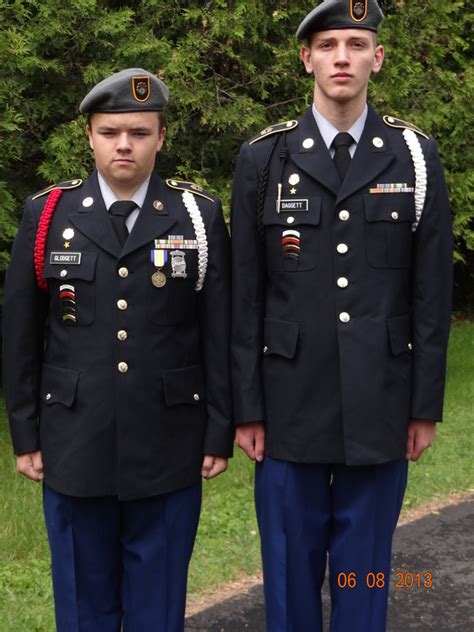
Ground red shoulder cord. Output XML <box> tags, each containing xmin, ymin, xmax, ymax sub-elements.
<box><xmin>34</xmin><ymin>188</ymin><xmax>64</xmax><ymax>292</ymax></box>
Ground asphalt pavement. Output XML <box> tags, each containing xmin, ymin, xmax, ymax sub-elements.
<box><xmin>185</xmin><ymin>497</ymin><xmax>474</xmax><ymax>631</ymax></box>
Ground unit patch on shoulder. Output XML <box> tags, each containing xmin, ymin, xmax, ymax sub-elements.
<box><xmin>166</xmin><ymin>179</ymin><xmax>215</xmax><ymax>203</ymax></box>
<box><xmin>249</xmin><ymin>120</ymin><xmax>299</xmax><ymax>146</ymax></box>
<box><xmin>383</xmin><ymin>116</ymin><xmax>429</xmax><ymax>140</ymax></box>
<box><xmin>32</xmin><ymin>179</ymin><xmax>83</xmax><ymax>201</ymax></box>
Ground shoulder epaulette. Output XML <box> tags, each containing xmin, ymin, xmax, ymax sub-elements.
<box><xmin>32</xmin><ymin>179</ymin><xmax>83</xmax><ymax>201</ymax></box>
<box><xmin>383</xmin><ymin>116</ymin><xmax>429</xmax><ymax>140</ymax></box>
<box><xmin>249</xmin><ymin>120</ymin><xmax>299</xmax><ymax>146</ymax></box>
<box><xmin>166</xmin><ymin>179</ymin><xmax>215</xmax><ymax>203</ymax></box>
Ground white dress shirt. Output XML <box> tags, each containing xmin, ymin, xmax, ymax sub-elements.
<box><xmin>97</xmin><ymin>172</ymin><xmax>150</xmax><ymax>233</ymax></box>
<box><xmin>312</xmin><ymin>104</ymin><xmax>368</xmax><ymax>158</ymax></box>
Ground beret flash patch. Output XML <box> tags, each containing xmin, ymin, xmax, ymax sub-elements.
<box><xmin>351</xmin><ymin>1</ymin><xmax>368</xmax><ymax>22</ymax></box>
<box><xmin>132</xmin><ymin>76</ymin><xmax>151</xmax><ymax>103</ymax></box>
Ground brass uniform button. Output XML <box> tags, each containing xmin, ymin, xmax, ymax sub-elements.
<box><xmin>337</xmin><ymin>243</ymin><xmax>349</xmax><ymax>255</ymax></box>
<box><xmin>117</xmin><ymin>330</ymin><xmax>128</xmax><ymax>342</ymax></box>
<box><xmin>60</xmin><ymin>269</ymin><xmax>68</xmax><ymax>278</ymax></box>
<box><xmin>193</xmin><ymin>393</ymin><xmax>200</xmax><ymax>402</ymax></box>
<box><xmin>339</xmin><ymin>312</ymin><xmax>351</xmax><ymax>324</ymax></box>
<box><xmin>391</xmin><ymin>211</ymin><xmax>399</xmax><ymax>221</ymax></box>
<box><xmin>118</xmin><ymin>362</ymin><xmax>129</xmax><ymax>373</ymax></box>
<box><xmin>337</xmin><ymin>277</ymin><xmax>349</xmax><ymax>289</ymax></box>
<box><xmin>339</xmin><ymin>210</ymin><xmax>350</xmax><ymax>221</ymax></box>
<box><xmin>117</xmin><ymin>299</ymin><xmax>128</xmax><ymax>311</ymax></box>
<box><xmin>118</xmin><ymin>267</ymin><xmax>129</xmax><ymax>278</ymax></box>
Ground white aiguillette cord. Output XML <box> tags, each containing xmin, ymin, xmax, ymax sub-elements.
<box><xmin>182</xmin><ymin>191</ymin><xmax>209</xmax><ymax>291</ymax></box>
<box><xmin>403</xmin><ymin>129</ymin><xmax>427</xmax><ymax>232</ymax></box>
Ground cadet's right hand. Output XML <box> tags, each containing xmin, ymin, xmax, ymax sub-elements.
<box><xmin>16</xmin><ymin>451</ymin><xmax>44</xmax><ymax>482</ymax></box>
<box><xmin>235</xmin><ymin>422</ymin><xmax>265</xmax><ymax>462</ymax></box>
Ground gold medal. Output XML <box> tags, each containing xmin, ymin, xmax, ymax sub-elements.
<box><xmin>151</xmin><ymin>270</ymin><xmax>167</xmax><ymax>288</ymax></box>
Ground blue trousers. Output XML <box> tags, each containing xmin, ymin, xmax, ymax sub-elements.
<box><xmin>43</xmin><ymin>483</ymin><xmax>201</xmax><ymax>632</ymax></box>
<box><xmin>255</xmin><ymin>458</ymin><xmax>408</xmax><ymax>632</ymax></box>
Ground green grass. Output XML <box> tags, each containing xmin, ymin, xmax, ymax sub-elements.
<box><xmin>0</xmin><ymin>320</ymin><xmax>473</xmax><ymax>629</ymax></box>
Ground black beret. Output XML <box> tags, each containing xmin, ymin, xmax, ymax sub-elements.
<box><xmin>296</xmin><ymin>0</ymin><xmax>384</xmax><ymax>39</ymax></box>
<box><xmin>80</xmin><ymin>68</ymin><xmax>169</xmax><ymax>114</ymax></box>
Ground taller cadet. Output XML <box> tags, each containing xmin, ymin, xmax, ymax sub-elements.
<box><xmin>231</xmin><ymin>1</ymin><xmax>453</xmax><ymax>630</ymax></box>
<box><xmin>3</xmin><ymin>68</ymin><xmax>233</xmax><ymax>632</ymax></box>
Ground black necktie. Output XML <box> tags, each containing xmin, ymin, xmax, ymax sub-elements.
<box><xmin>332</xmin><ymin>132</ymin><xmax>354</xmax><ymax>182</ymax></box>
<box><xmin>109</xmin><ymin>200</ymin><xmax>136</xmax><ymax>246</ymax></box>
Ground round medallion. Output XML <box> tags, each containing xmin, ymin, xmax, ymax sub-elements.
<box><xmin>82</xmin><ymin>197</ymin><xmax>94</xmax><ymax>208</ymax></box>
<box><xmin>151</xmin><ymin>271</ymin><xmax>167</xmax><ymax>288</ymax></box>
<box><xmin>62</xmin><ymin>228</ymin><xmax>75</xmax><ymax>240</ymax></box>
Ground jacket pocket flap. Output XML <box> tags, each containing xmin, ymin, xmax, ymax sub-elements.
<box><xmin>41</xmin><ymin>364</ymin><xmax>80</xmax><ymax>407</ymax></box>
<box><xmin>263</xmin><ymin>197</ymin><xmax>321</xmax><ymax>227</ymax></box>
<box><xmin>43</xmin><ymin>251</ymin><xmax>98</xmax><ymax>281</ymax></box>
<box><xmin>387</xmin><ymin>315</ymin><xmax>412</xmax><ymax>356</ymax></box>
<box><xmin>263</xmin><ymin>318</ymin><xmax>300</xmax><ymax>359</ymax></box>
<box><xmin>364</xmin><ymin>194</ymin><xmax>416</xmax><ymax>223</ymax></box>
<box><xmin>162</xmin><ymin>364</ymin><xmax>205</xmax><ymax>407</ymax></box>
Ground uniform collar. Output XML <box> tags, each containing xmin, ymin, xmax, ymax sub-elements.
<box><xmin>97</xmin><ymin>172</ymin><xmax>150</xmax><ymax>210</ymax></box>
<box><xmin>312</xmin><ymin>104</ymin><xmax>368</xmax><ymax>154</ymax></box>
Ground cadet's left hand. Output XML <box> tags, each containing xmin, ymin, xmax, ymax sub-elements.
<box><xmin>201</xmin><ymin>455</ymin><xmax>228</xmax><ymax>479</ymax></box>
<box><xmin>405</xmin><ymin>420</ymin><xmax>437</xmax><ymax>462</ymax></box>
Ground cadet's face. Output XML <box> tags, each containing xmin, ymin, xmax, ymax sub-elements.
<box><xmin>301</xmin><ymin>29</ymin><xmax>384</xmax><ymax>107</ymax></box>
<box><xmin>87</xmin><ymin>112</ymin><xmax>166</xmax><ymax>192</ymax></box>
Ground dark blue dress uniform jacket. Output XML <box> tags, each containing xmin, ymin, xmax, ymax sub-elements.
<box><xmin>231</xmin><ymin>106</ymin><xmax>453</xmax><ymax>465</ymax></box>
<box><xmin>3</xmin><ymin>171</ymin><xmax>233</xmax><ymax>500</ymax></box>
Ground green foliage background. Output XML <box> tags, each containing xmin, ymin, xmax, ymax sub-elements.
<box><xmin>0</xmin><ymin>0</ymin><xmax>473</xmax><ymax>304</ymax></box>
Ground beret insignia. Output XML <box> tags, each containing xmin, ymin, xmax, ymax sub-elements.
<box><xmin>166</xmin><ymin>179</ymin><xmax>215</xmax><ymax>203</ymax></box>
<box><xmin>132</xmin><ymin>76</ymin><xmax>151</xmax><ymax>103</ymax></box>
<box><xmin>249</xmin><ymin>120</ymin><xmax>299</xmax><ymax>145</ymax></box>
<box><xmin>351</xmin><ymin>1</ymin><xmax>368</xmax><ymax>22</ymax></box>
<box><xmin>383</xmin><ymin>115</ymin><xmax>429</xmax><ymax>140</ymax></box>
<box><xmin>32</xmin><ymin>179</ymin><xmax>83</xmax><ymax>201</ymax></box>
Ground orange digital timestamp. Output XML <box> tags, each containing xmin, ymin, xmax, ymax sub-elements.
<box><xmin>336</xmin><ymin>572</ymin><xmax>433</xmax><ymax>590</ymax></box>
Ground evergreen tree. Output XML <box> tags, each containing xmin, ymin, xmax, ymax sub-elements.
<box><xmin>0</xmin><ymin>0</ymin><xmax>472</xmax><ymax>305</ymax></box>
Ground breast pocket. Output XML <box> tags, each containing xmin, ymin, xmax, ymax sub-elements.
<box><xmin>43</xmin><ymin>252</ymin><xmax>97</xmax><ymax>326</ymax></box>
<box><xmin>364</xmin><ymin>194</ymin><xmax>416</xmax><ymax>269</ymax></box>
<box><xmin>147</xmin><ymin>250</ymin><xmax>199</xmax><ymax>325</ymax></box>
<box><xmin>262</xmin><ymin>197</ymin><xmax>322</xmax><ymax>272</ymax></box>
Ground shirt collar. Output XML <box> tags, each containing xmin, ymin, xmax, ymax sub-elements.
<box><xmin>312</xmin><ymin>104</ymin><xmax>368</xmax><ymax>150</ymax></box>
<box><xmin>97</xmin><ymin>172</ymin><xmax>150</xmax><ymax>211</ymax></box>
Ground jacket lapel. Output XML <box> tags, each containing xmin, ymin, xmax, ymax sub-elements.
<box><xmin>337</xmin><ymin>106</ymin><xmax>395</xmax><ymax>204</ymax></box>
<box><xmin>290</xmin><ymin>108</ymin><xmax>341</xmax><ymax>197</ymax></box>
<box><xmin>68</xmin><ymin>172</ymin><xmax>122</xmax><ymax>258</ymax></box>
<box><xmin>68</xmin><ymin>172</ymin><xmax>177</xmax><ymax>259</ymax></box>
<box><xmin>120</xmin><ymin>173</ymin><xmax>177</xmax><ymax>259</ymax></box>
